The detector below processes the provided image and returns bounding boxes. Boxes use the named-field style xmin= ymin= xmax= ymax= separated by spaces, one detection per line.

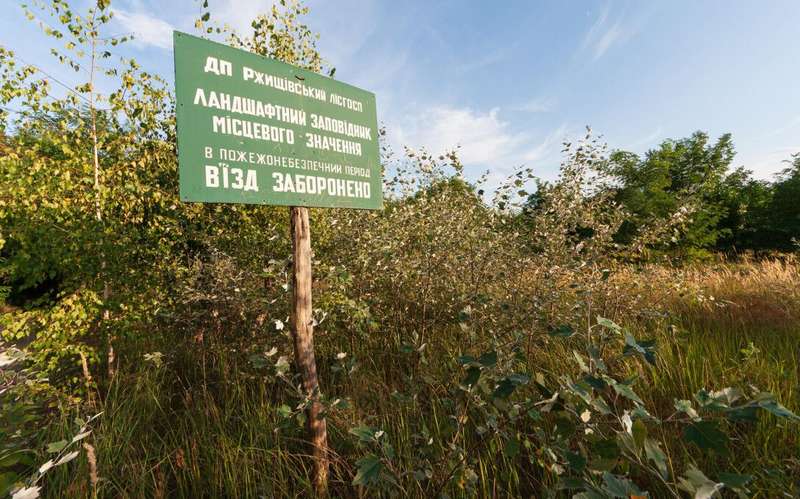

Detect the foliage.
xmin=0 ymin=347 xmax=99 ymax=498
xmin=766 ymin=154 xmax=800 ymax=250
xmin=607 ymin=133 xmax=800 ymax=258
xmin=606 ymin=132 xmax=734 ymax=259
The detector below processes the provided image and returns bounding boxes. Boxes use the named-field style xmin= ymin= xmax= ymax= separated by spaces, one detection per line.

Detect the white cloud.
xmin=394 ymin=106 xmax=528 ymax=165
xmin=197 ymin=0 xmax=379 ymax=66
xmin=515 ymin=96 xmax=557 ymax=113
xmin=389 ymin=105 xmax=573 ymax=184
xmin=113 ymin=9 xmax=174 ymax=50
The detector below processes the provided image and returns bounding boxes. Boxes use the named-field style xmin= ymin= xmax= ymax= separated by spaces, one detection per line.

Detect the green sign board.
xmin=173 ymin=32 xmax=382 ymax=209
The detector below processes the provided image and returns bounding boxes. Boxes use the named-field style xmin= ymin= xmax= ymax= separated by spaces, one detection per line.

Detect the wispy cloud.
xmin=624 ymin=126 xmax=663 ymax=151
xmin=455 ymin=46 xmax=513 ymax=73
xmin=523 ymin=124 xmax=570 ymax=162
xmin=766 ymin=115 xmax=800 ymax=137
xmin=515 ymin=96 xmax=557 ymax=113
xmin=580 ymin=4 xmax=631 ymax=61
xmin=592 ymin=21 xmax=623 ymax=60
xmin=113 ymin=9 xmax=174 ymax=50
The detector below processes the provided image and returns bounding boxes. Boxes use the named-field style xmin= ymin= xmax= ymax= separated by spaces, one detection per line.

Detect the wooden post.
xmin=290 ymin=206 xmax=329 ymax=496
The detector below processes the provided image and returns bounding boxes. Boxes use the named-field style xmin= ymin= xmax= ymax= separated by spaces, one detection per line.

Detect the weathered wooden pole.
xmin=289 ymin=205 xmax=329 ymax=496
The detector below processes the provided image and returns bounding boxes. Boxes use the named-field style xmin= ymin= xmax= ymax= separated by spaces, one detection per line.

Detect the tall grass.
xmin=34 ymin=258 xmax=799 ymax=497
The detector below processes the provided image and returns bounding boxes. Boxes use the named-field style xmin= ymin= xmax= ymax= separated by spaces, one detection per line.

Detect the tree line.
xmin=599 ymin=132 xmax=799 ymax=258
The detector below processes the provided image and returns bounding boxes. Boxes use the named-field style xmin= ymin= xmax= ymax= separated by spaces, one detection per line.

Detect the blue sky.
xmin=2 ymin=0 xmax=799 ymax=184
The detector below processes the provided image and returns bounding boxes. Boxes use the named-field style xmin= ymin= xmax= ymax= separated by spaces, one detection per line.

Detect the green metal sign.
xmin=174 ymin=32 xmax=382 ymax=209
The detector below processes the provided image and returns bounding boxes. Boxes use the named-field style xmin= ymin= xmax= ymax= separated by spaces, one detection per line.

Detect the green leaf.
xmin=567 ymin=379 xmax=594 ymax=405
xmin=601 ymin=472 xmax=644 ymax=498
xmin=276 ymin=405 xmax=292 ymax=419
xmin=725 ymin=405 xmax=758 ymax=422
xmin=462 ymin=366 xmax=481 ymax=387
xmin=583 ymin=374 xmax=606 ymax=390
xmin=678 ymin=466 xmax=722 ymax=499
xmin=591 ymin=396 xmax=613 ymax=415
xmin=591 ymin=437 xmax=620 ymax=460
xmin=596 ymin=316 xmax=621 ymax=331
xmin=588 ymin=345 xmax=607 ymax=373
xmin=718 ymin=472 xmax=752 ymax=489
xmin=573 ymin=351 xmax=590 ymax=372
xmin=492 ymin=373 xmax=529 ymax=399
xmin=556 ymin=477 xmax=586 ymax=490
xmin=200 ymin=12 xmax=210 ymax=22
xmin=623 ymin=332 xmax=656 ymax=365
xmin=683 ymin=421 xmax=729 ymax=455
xmin=248 ymin=353 xmax=269 ymax=369
xmin=589 ymin=438 xmax=619 ymax=471
xmin=549 ymin=324 xmax=574 ymax=337
xmin=718 ymin=472 xmax=752 ymax=498
xmin=554 ymin=416 xmax=577 ymax=438
xmin=349 ymin=426 xmax=376 ymax=443
xmin=632 ymin=419 xmax=647 ymax=449
xmin=757 ymin=397 xmax=800 ymax=421
xmin=644 ymin=439 xmax=668 ymax=478
xmin=0 ymin=452 xmax=34 ymax=468
xmin=607 ymin=377 xmax=644 ymax=405
xmin=504 ymin=437 xmax=520 ymax=458
xmin=565 ymin=451 xmax=586 ymax=472
xmin=573 ymin=492 xmax=607 ymax=499
xmin=352 ymin=453 xmax=382 ymax=487
xmin=457 ymin=355 xmax=477 ymax=365
xmin=478 ymin=350 xmax=497 ymax=367
xmin=0 ymin=472 xmax=20 ymax=496
xmin=46 ymin=440 xmax=68 ymax=454
xmin=493 ymin=378 xmax=516 ymax=399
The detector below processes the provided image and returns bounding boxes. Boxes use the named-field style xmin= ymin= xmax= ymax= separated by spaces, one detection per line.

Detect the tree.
xmin=0 ymin=1 xmax=180 ymax=391
xmin=607 ymin=132 xmax=736 ymax=258
xmin=714 ymin=166 xmax=774 ymax=252
xmin=765 ymin=153 xmax=800 ymax=251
